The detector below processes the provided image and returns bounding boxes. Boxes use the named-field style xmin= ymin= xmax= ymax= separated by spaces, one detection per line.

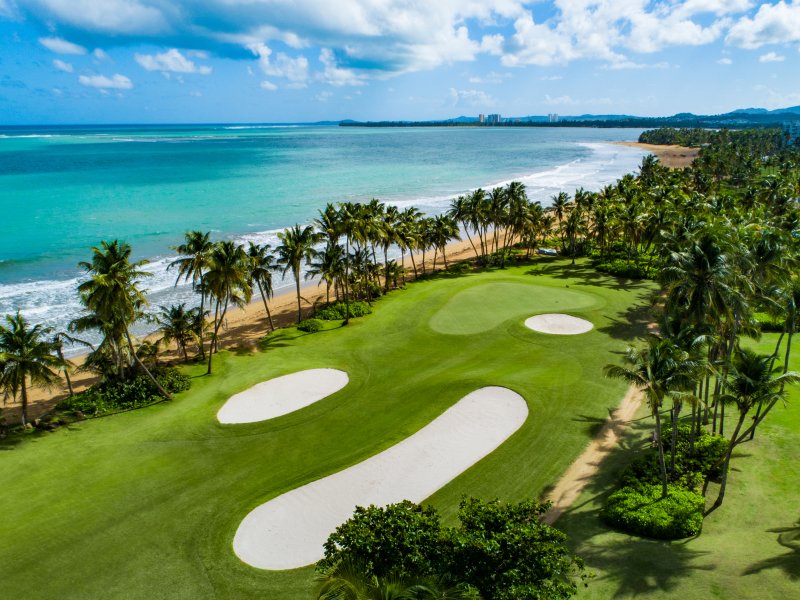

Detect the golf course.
xmin=0 ymin=259 xmax=655 ymax=599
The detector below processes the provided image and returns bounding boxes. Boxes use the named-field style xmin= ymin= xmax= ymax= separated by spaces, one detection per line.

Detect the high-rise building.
xmin=487 ymin=113 xmax=502 ymax=124
xmin=548 ymin=113 xmax=559 ymax=123
xmin=479 ymin=113 xmax=485 ymax=123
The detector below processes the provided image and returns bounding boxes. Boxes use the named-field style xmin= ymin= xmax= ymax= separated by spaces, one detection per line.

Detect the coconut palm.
xmin=276 ymin=224 xmax=322 ymax=324
xmin=75 ymin=240 xmax=169 ymax=397
xmin=448 ymin=195 xmax=480 ymax=260
xmin=169 ymin=230 xmax=213 ymax=356
xmin=307 ymin=241 xmax=344 ymax=304
xmin=246 ymin=242 xmax=277 ymax=332
xmin=155 ymin=304 xmax=202 ymax=361
xmin=51 ymin=331 xmax=91 ymax=396
xmin=203 ymin=241 xmax=251 ymax=374
xmin=0 ymin=312 xmax=64 ymax=426
xmin=396 ymin=207 xmax=422 ymax=281
xmin=604 ymin=335 xmax=698 ymax=497
xmin=430 ymin=214 xmax=460 ymax=270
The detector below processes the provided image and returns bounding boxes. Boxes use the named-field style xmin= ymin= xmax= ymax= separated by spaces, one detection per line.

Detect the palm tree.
xmin=0 ymin=312 xmax=64 ymax=426
xmin=430 ymin=214 xmax=460 ymax=270
xmin=169 ymin=230 xmax=213 ymax=356
xmin=712 ymin=349 xmax=799 ymax=510
xmin=604 ymin=335 xmax=698 ymax=497
xmin=155 ymin=304 xmax=202 ymax=361
xmin=307 ymin=241 xmax=344 ymax=304
xmin=247 ymin=242 xmax=277 ymax=332
xmin=549 ymin=191 xmax=570 ymax=245
xmin=276 ymin=224 xmax=322 ymax=323
xmin=76 ymin=240 xmax=170 ymax=398
xmin=448 ymin=195 xmax=480 ymax=260
xmin=396 ymin=208 xmax=422 ymax=281
xmin=51 ymin=331 xmax=91 ymax=397
xmin=203 ymin=241 xmax=251 ymax=374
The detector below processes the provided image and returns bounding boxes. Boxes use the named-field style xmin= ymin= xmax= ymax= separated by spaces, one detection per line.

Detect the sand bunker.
xmin=524 ymin=313 xmax=593 ymax=335
xmin=233 ymin=386 xmax=528 ymax=570
xmin=217 ymin=368 xmax=349 ymax=424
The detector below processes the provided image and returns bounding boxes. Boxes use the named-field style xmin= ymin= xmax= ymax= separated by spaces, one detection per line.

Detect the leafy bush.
xmin=318 ymin=498 xmax=586 ymax=599
xmin=601 ymin=484 xmax=704 ymax=539
xmin=752 ymin=311 xmax=785 ymax=332
xmin=56 ymin=367 xmax=189 ymax=417
xmin=297 ymin=318 xmax=323 ymax=333
xmin=315 ymin=301 xmax=372 ymax=321
xmin=593 ymin=258 xmax=657 ymax=279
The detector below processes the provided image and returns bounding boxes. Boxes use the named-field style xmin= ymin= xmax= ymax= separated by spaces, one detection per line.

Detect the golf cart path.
xmin=542 ymin=385 xmax=643 ymax=524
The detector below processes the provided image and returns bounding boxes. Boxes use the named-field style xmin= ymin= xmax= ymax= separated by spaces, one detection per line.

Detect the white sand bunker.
xmin=524 ymin=313 xmax=593 ymax=335
xmin=233 ymin=386 xmax=528 ymax=570
xmin=217 ymin=368 xmax=349 ymax=424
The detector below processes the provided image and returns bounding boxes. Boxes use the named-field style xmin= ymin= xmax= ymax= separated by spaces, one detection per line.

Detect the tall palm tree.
xmin=169 ymin=230 xmax=213 ymax=356
xmin=712 ymin=349 xmax=799 ymax=510
xmin=276 ymin=224 xmax=322 ymax=324
xmin=430 ymin=214 xmax=460 ymax=270
xmin=76 ymin=240 xmax=169 ymax=397
xmin=203 ymin=241 xmax=251 ymax=374
xmin=396 ymin=207 xmax=422 ymax=281
xmin=0 ymin=312 xmax=64 ymax=426
xmin=247 ymin=242 xmax=277 ymax=332
xmin=604 ymin=335 xmax=698 ymax=497
xmin=447 ymin=195 xmax=480 ymax=260
xmin=307 ymin=241 xmax=344 ymax=304
xmin=51 ymin=331 xmax=91 ymax=397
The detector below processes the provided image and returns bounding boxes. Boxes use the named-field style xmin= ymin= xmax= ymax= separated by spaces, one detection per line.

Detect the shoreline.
xmin=616 ymin=141 xmax=699 ymax=169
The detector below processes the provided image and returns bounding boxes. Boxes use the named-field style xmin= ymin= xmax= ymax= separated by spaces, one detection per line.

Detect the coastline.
xmin=616 ymin=141 xmax=699 ymax=169
xmin=13 ymin=236 xmax=480 ymax=422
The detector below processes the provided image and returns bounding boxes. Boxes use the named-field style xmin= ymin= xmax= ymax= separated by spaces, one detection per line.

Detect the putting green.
xmin=429 ymin=281 xmax=599 ymax=335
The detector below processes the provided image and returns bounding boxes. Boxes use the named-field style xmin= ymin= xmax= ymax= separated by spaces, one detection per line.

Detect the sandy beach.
xmin=617 ymin=142 xmax=699 ymax=169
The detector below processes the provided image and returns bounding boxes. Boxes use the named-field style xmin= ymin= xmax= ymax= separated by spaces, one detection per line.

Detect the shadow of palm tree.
xmin=743 ymin=520 xmax=800 ymax=581
xmin=528 ymin=261 xmax=653 ymax=291
xmin=598 ymin=303 xmax=655 ymax=341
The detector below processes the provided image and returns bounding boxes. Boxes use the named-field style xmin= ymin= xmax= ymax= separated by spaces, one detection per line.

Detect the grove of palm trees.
xmin=1 ymin=127 xmax=799 ymax=599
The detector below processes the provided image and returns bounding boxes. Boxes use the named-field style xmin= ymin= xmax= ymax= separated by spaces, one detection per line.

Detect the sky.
xmin=1 ymin=1 xmax=800 ymax=124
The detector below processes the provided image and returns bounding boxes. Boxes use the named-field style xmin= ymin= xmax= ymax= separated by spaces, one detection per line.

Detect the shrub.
xmin=297 ymin=318 xmax=323 ymax=333
xmin=56 ymin=367 xmax=189 ymax=417
xmin=315 ymin=301 xmax=372 ymax=321
xmin=752 ymin=311 xmax=784 ymax=332
xmin=593 ymin=258 xmax=657 ymax=279
xmin=601 ymin=484 xmax=704 ymax=539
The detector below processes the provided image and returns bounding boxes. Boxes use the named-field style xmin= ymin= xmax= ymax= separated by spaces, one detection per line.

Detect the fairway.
xmin=0 ymin=260 xmax=654 ymax=599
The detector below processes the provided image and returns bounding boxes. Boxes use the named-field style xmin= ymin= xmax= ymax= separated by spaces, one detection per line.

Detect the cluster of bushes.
xmin=601 ymin=424 xmax=727 ymax=539
xmin=752 ymin=311 xmax=785 ymax=333
xmin=56 ymin=367 xmax=190 ymax=417
xmin=297 ymin=318 xmax=324 ymax=333
xmin=318 ymin=498 xmax=586 ymax=599
xmin=315 ymin=301 xmax=372 ymax=320
xmin=593 ymin=257 xmax=658 ymax=280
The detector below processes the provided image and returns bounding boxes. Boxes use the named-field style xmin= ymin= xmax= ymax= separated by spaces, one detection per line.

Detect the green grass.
xmin=0 ymin=260 xmax=655 ymax=599
xmin=559 ymin=334 xmax=800 ymax=599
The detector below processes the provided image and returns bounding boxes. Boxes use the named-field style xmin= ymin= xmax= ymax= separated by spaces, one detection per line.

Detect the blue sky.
xmin=1 ymin=1 xmax=800 ymax=124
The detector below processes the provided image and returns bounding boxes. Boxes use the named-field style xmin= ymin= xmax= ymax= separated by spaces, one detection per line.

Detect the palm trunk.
xmin=409 ymin=250 xmax=418 ymax=279
xmin=256 ymin=280 xmax=275 ymax=332
xmin=712 ymin=411 xmax=747 ymax=511
xmin=442 ymin=245 xmax=449 ymax=269
xmin=125 ymin=327 xmax=171 ymax=399
xmin=400 ymin=249 xmax=407 ymax=284
xmin=197 ymin=288 xmax=206 ymax=359
xmin=20 ymin=378 xmax=28 ymax=427
xmin=461 ymin=221 xmax=480 ymax=260
xmin=344 ymin=236 xmax=351 ymax=325
xmin=294 ymin=267 xmax=302 ymax=323
xmin=207 ymin=299 xmax=220 ymax=375
xmin=383 ymin=246 xmax=390 ymax=293
xmin=654 ymin=408 xmax=669 ymax=498
xmin=57 ymin=346 xmax=74 ymax=396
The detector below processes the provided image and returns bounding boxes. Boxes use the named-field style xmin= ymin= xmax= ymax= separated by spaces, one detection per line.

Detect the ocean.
xmin=0 ymin=124 xmax=646 ymax=347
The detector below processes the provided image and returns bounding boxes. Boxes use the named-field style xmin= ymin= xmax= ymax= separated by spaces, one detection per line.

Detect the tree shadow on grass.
xmin=598 ymin=302 xmax=655 ymax=342
xmin=527 ymin=261 xmax=653 ymax=292
xmin=572 ymin=413 xmax=612 ymax=438
xmin=743 ymin=520 xmax=800 ymax=581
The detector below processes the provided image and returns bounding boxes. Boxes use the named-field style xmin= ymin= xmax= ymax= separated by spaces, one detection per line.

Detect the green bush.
xmin=601 ymin=484 xmax=704 ymax=539
xmin=593 ymin=258 xmax=657 ymax=279
xmin=315 ymin=301 xmax=372 ymax=321
xmin=56 ymin=367 xmax=189 ymax=417
xmin=297 ymin=318 xmax=324 ymax=333
xmin=752 ymin=311 xmax=785 ymax=332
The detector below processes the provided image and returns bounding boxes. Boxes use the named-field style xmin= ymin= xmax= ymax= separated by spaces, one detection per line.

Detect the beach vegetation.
xmin=297 ymin=318 xmax=324 ymax=333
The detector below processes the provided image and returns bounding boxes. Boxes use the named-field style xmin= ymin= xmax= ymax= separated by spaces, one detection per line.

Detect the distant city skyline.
xmin=1 ymin=1 xmax=800 ymax=124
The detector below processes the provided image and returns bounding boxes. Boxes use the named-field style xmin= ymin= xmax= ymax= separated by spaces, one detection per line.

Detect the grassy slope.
xmin=0 ymin=260 xmax=654 ymax=599
xmin=560 ymin=334 xmax=800 ymax=599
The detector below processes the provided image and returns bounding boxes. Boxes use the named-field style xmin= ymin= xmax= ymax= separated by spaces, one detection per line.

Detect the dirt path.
xmin=542 ymin=385 xmax=643 ymax=524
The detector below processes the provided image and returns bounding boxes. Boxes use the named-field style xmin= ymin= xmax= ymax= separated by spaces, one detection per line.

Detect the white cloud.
xmin=752 ymin=83 xmax=800 ymax=109
xmin=540 ymin=75 xmax=563 ymax=81
xmin=480 ymin=34 xmax=504 ymax=56
xmin=316 ymin=90 xmax=333 ymax=102
xmin=135 ymin=49 xmax=212 ymax=75
xmin=717 ymin=57 xmax=733 ymax=64
xmin=759 ymin=51 xmax=785 ymax=63
xmin=39 ymin=36 xmax=87 ymax=55
xmin=27 ymin=0 xmax=167 ymax=35
xmin=52 ymin=59 xmax=73 ymax=73
xmin=0 ymin=0 xmax=15 ymax=18
xmin=448 ymin=87 xmax=495 ymax=108
xmin=93 ymin=48 xmax=109 ymax=61
xmin=727 ymin=1 xmax=800 ymax=48
xmin=543 ymin=93 xmax=612 ymax=106
xmin=250 ymin=43 xmax=309 ymax=83
xmin=78 ymin=73 xmax=133 ymax=89
xmin=260 ymin=80 xmax=277 ymax=91
xmin=318 ymin=48 xmax=365 ymax=86
xmin=190 ymin=90 xmax=202 ymax=97
xmin=468 ymin=71 xmax=511 ymax=84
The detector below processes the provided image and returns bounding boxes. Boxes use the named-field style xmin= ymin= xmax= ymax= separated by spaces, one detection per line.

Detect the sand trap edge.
xmin=232 ymin=386 xmax=529 ymax=570
xmin=217 ymin=368 xmax=349 ymax=424
xmin=524 ymin=313 xmax=593 ymax=335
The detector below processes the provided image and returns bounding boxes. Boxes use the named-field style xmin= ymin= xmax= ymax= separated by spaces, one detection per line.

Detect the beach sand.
xmin=617 ymin=142 xmax=699 ymax=169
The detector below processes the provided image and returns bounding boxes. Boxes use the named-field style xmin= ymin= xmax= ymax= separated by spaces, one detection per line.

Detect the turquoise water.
xmin=0 ymin=124 xmax=645 ymax=343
